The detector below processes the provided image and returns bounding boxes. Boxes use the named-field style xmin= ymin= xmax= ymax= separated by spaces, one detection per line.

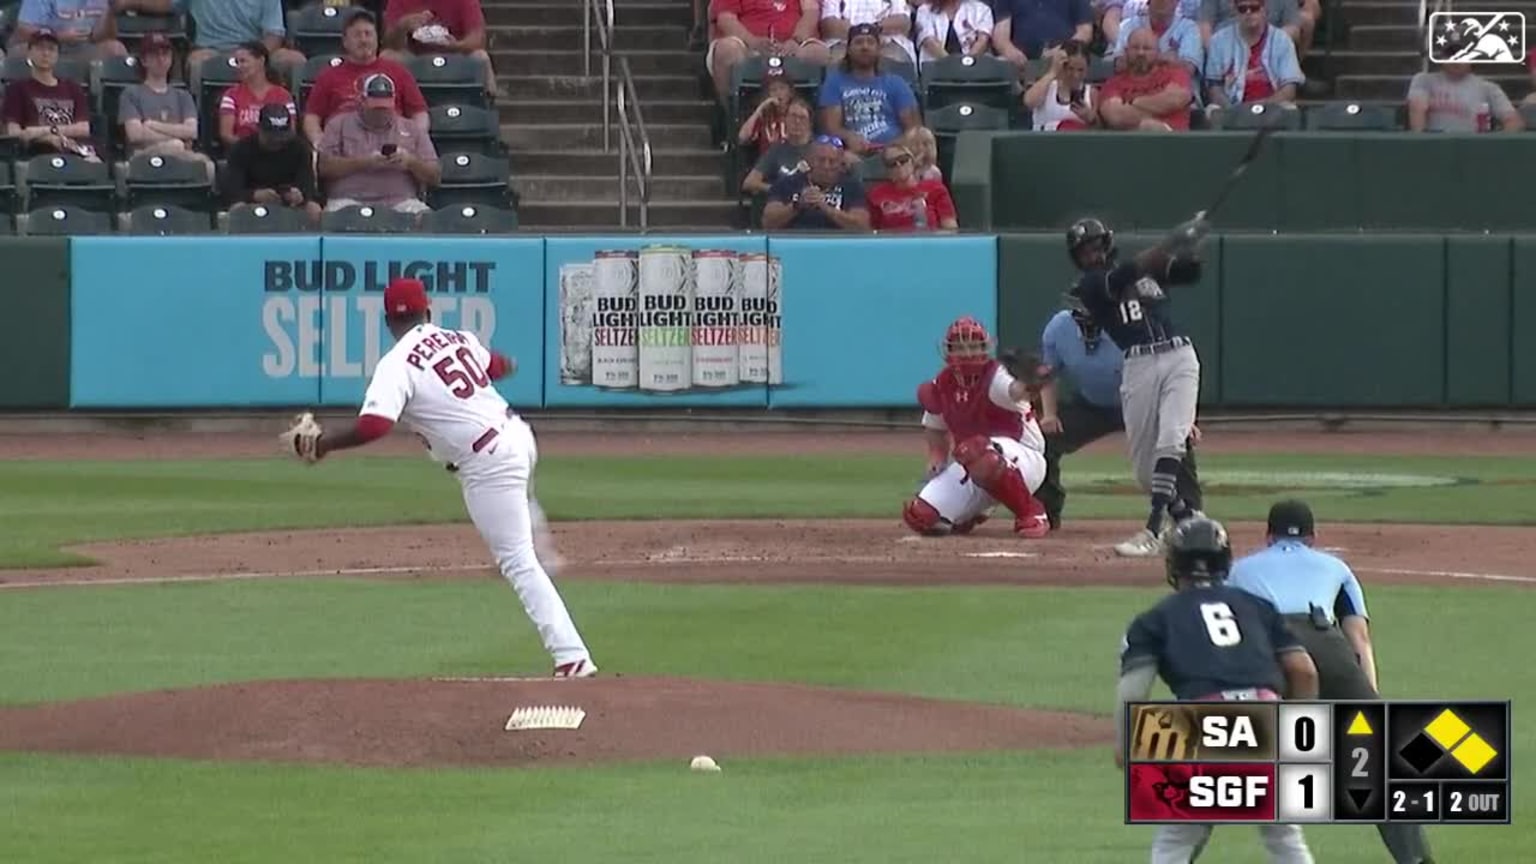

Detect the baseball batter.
xmin=280 ymin=277 xmax=597 ymax=679
xmin=1067 ymin=215 xmax=1208 ymax=558
xmin=902 ymin=316 xmax=1051 ymax=538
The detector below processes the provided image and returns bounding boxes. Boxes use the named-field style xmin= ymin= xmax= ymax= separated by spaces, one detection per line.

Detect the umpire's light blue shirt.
xmin=1228 ymin=539 xmax=1369 ymax=623
xmin=1040 ymin=310 xmax=1123 ymax=410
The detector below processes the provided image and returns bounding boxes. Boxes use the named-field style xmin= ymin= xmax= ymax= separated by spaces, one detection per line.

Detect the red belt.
xmin=446 ymin=427 xmax=500 ymax=473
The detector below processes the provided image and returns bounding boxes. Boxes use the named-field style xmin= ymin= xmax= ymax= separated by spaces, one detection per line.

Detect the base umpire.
xmin=1228 ymin=500 xmax=1436 ymax=864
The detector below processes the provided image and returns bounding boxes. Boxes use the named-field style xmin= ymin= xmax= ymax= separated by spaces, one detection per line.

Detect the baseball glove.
xmin=999 ymin=348 xmax=1052 ymax=392
xmin=280 ymin=412 xmax=324 ymax=464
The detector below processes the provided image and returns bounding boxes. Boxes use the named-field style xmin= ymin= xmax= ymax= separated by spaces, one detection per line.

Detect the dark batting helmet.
xmin=1164 ymin=516 xmax=1232 ymax=589
xmin=1066 ymin=217 xmax=1115 ymax=270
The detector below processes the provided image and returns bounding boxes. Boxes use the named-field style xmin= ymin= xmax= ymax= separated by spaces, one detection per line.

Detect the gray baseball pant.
xmin=1120 ymin=342 xmax=1201 ymax=493
xmin=1151 ymin=824 xmax=1314 ymax=863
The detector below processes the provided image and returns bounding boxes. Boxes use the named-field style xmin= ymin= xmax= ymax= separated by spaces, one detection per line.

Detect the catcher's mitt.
xmin=280 ymin=412 xmax=324 ymax=463
xmin=999 ymin=348 xmax=1052 ymax=392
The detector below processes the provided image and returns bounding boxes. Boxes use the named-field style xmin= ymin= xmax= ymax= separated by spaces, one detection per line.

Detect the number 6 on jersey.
xmin=1200 ymin=602 xmax=1242 ymax=646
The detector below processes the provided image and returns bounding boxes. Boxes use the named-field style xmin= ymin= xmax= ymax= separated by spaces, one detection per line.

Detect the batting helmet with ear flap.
xmin=1066 ymin=218 xmax=1116 ymax=270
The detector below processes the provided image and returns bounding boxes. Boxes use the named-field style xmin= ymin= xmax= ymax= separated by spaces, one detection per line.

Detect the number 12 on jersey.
xmin=1119 ymin=299 xmax=1144 ymax=324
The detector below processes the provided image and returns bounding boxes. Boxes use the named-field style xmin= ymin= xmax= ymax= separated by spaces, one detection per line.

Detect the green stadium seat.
xmin=287 ymin=3 xmax=352 ymax=59
xmin=23 ymin=205 xmax=113 ymax=235
xmin=125 ymin=203 xmax=213 ymax=235
xmin=292 ymin=54 xmax=344 ymax=110
xmin=3 ymin=54 xmax=91 ymax=89
xmin=429 ymin=152 xmax=513 ymax=209
xmin=113 ymin=10 xmax=188 ymax=54
xmin=0 ymin=212 xmax=13 ymax=235
xmin=0 ymin=160 xmax=16 ymax=215
xmin=427 ymin=104 xmax=506 ymax=157
xmin=93 ymin=55 xmax=149 ymax=160
xmin=226 ymin=203 xmax=311 ymax=234
xmin=321 ymin=203 xmax=417 ymax=233
xmin=1304 ymin=101 xmax=1400 ymax=131
xmin=859 ymin=152 xmax=887 ymax=182
xmin=1519 ymin=103 xmax=1536 ymax=131
xmin=120 ymin=152 xmax=214 ymax=212
xmin=884 ymin=59 xmax=918 ymax=87
xmin=927 ymin=102 xmax=1010 ymax=180
xmin=919 ymin=54 xmax=1016 ymax=113
xmin=1087 ymin=55 xmax=1116 ymax=85
xmin=422 ymin=204 xmax=519 ymax=234
xmin=197 ymin=52 xmax=243 ymax=156
xmin=408 ymin=54 xmax=486 ymax=109
xmin=19 ymin=154 xmax=117 ymax=213
xmin=1214 ymin=101 xmax=1302 ymax=130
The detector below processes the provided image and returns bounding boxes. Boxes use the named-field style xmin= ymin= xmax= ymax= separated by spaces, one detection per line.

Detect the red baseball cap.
xmin=384 ymin=277 xmax=429 ymax=316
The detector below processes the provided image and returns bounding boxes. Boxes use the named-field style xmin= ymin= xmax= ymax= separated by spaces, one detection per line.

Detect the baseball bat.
xmin=1193 ymin=121 xmax=1278 ymax=224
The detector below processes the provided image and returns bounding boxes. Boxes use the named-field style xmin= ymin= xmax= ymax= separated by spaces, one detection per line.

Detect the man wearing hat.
xmin=318 ymin=71 xmax=440 ymax=215
xmin=1228 ymin=500 xmax=1438 ymax=864
xmin=119 ymin=32 xmax=210 ymax=172
xmin=816 ymin=22 xmax=921 ymax=156
xmin=761 ymin=132 xmax=870 ymax=230
xmin=6 ymin=0 xmax=127 ymax=63
xmin=0 ymin=30 xmax=99 ymax=160
xmin=223 ymin=102 xmax=322 ymax=224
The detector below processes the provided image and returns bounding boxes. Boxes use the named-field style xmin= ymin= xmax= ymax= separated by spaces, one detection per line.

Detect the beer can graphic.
xmin=589 ymin=250 xmax=638 ymax=390
xmin=636 ymin=245 xmax=693 ymax=393
xmin=557 ymin=263 xmax=595 ymax=385
xmin=738 ymin=253 xmax=784 ymax=385
xmin=689 ymin=249 xmax=740 ymax=388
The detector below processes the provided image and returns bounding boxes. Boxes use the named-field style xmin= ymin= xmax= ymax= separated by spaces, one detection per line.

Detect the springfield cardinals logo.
xmin=1429 ymin=12 xmax=1525 ymax=63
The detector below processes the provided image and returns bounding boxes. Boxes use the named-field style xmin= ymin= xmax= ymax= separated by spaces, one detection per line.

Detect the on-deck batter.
xmin=280 ymin=277 xmax=597 ymax=679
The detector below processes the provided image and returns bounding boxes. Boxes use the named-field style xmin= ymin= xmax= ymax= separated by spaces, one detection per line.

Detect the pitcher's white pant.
xmin=1151 ymin=824 xmax=1313 ymax=864
xmin=917 ymin=437 xmax=1046 ymax=524
xmin=454 ymin=417 xmax=591 ymax=667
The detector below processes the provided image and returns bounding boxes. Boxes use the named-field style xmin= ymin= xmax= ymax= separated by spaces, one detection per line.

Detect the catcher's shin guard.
xmin=903 ymin=497 xmax=947 ymax=535
xmin=953 ymin=436 xmax=1048 ymax=538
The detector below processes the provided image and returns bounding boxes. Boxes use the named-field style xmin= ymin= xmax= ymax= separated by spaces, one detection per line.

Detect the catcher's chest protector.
xmin=931 ymin=362 xmax=1024 ymax=446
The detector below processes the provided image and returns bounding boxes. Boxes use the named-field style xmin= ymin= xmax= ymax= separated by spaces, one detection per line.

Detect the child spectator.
xmin=738 ymin=67 xmax=795 ymax=150
xmin=1 ymin=30 xmax=98 ymax=160
xmin=866 ymin=141 xmax=957 ymax=231
xmin=223 ymin=103 xmax=322 ymax=224
xmin=900 ymin=126 xmax=943 ymax=182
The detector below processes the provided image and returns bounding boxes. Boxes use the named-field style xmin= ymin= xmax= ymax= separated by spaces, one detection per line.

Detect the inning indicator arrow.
xmin=1347 ymin=712 xmax=1374 ymax=736
xmin=1348 ymin=788 xmax=1373 ymax=811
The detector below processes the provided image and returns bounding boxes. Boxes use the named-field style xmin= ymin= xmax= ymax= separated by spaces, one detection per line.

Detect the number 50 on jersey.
xmin=1124 ymin=701 xmax=1511 ymax=825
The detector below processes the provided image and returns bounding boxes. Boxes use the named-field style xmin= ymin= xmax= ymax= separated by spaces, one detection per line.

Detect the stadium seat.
xmin=19 ymin=154 xmax=117 ymax=213
xmin=408 ymin=54 xmax=486 ymax=109
xmin=125 ymin=203 xmax=212 ymax=235
xmin=927 ymin=102 xmax=1010 ymax=181
xmin=293 ymin=54 xmax=344 ymax=109
xmin=422 ymin=204 xmax=518 ymax=234
xmin=859 ymin=153 xmax=887 ymax=182
xmin=3 ymin=54 xmax=91 ymax=88
xmin=120 ymin=152 xmax=214 ymax=212
xmin=197 ymin=52 xmax=243 ymax=155
xmin=0 ymin=3 xmax=18 ymax=45
xmin=93 ymin=55 xmax=147 ymax=160
xmin=1519 ymin=103 xmax=1536 ymax=131
xmin=113 ymin=10 xmax=188 ymax=54
xmin=226 ymin=203 xmax=312 ymax=234
xmin=0 ymin=161 xmax=16 ymax=215
xmin=883 ymin=59 xmax=918 ymax=88
xmin=1215 ymin=101 xmax=1302 ymax=130
xmin=731 ymin=54 xmax=823 ymax=121
xmin=287 ymin=2 xmax=351 ymax=59
xmin=430 ymin=152 xmax=513 ymax=209
xmin=321 ymin=204 xmax=417 ymax=233
xmin=22 ymin=205 xmax=113 ymax=236
xmin=1086 ymin=55 xmax=1116 ymax=85
xmin=1303 ymin=101 xmax=1400 ymax=131
xmin=919 ymin=54 xmax=1016 ymax=112
xmin=428 ymin=104 xmax=505 ymax=157
xmin=0 ymin=213 xmax=13 ymax=235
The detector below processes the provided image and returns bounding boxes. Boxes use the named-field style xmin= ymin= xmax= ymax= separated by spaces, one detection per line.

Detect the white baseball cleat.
xmin=1115 ymin=529 xmax=1164 ymax=558
xmin=552 ymin=658 xmax=598 ymax=679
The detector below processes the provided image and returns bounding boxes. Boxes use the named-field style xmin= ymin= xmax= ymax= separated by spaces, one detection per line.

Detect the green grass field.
xmin=0 ymin=449 xmax=1531 ymax=861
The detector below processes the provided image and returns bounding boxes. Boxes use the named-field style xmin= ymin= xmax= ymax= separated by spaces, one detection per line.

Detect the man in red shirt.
xmin=381 ymin=0 xmax=501 ymax=101
xmin=1098 ymin=28 xmax=1192 ymax=131
xmin=707 ymin=0 xmax=828 ymax=103
xmin=302 ymin=9 xmax=429 ymax=143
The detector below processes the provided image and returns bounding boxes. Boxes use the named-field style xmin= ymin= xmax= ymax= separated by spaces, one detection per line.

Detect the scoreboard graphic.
xmin=1125 ymin=701 xmax=1511 ymax=825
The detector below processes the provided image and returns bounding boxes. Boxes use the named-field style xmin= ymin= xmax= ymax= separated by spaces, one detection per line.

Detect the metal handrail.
xmin=583 ymin=0 xmax=653 ymax=227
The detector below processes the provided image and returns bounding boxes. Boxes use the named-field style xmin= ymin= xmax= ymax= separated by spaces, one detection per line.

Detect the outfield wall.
xmin=3 ymin=233 xmax=1533 ymax=411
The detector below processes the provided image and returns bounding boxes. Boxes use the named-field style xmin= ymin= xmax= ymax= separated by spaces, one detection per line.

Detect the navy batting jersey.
xmin=1119 ymin=584 xmax=1304 ymax=700
xmin=1071 ymin=257 xmax=1199 ymax=350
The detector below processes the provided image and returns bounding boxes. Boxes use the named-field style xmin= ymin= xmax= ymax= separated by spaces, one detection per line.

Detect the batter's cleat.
xmin=950 ymin=514 xmax=989 ymax=535
xmin=1015 ymin=513 xmax=1050 ymax=539
xmin=1115 ymin=529 xmax=1164 ymax=558
xmin=553 ymin=659 xmax=598 ymax=679
xmin=1046 ymin=512 xmax=1062 ymax=532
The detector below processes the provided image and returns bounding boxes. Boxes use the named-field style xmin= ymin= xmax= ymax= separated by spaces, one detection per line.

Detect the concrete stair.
xmin=1317 ymin=2 xmax=1534 ymax=102
xmin=489 ymin=0 xmax=729 ymax=230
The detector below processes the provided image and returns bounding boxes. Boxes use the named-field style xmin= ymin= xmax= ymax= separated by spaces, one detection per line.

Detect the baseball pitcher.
xmin=279 ymin=277 xmax=597 ymax=679
xmin=902 ymin=316 xmax=1051 ymax=538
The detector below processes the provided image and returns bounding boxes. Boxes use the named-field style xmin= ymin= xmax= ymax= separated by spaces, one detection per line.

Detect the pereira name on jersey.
xmin=363 ymin=323 xmax=509 ymax=466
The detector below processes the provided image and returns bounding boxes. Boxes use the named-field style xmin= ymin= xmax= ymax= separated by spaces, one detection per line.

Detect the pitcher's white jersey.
xmin=919 ymin=366 xmax=1046 ymax=454
xmin=361 ymin=323 xmax=511 ymax=466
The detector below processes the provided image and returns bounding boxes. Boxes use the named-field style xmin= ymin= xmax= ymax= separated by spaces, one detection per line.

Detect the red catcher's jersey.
xmin=919 ymin=360 xmax=1043 ymax=454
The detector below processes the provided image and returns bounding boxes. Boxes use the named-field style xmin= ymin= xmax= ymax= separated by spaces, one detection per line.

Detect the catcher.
xmin=279 ymin=277 xmax=598 ymax=679
xmin=902 ymin=315 xmax=1052 ymax=538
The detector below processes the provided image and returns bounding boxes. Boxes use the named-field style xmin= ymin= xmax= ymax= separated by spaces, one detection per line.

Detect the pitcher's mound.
xmin=0 ymin=677 xmax=1111 ymax=768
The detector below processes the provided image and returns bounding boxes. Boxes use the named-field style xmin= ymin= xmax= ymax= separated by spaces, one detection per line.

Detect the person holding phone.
xmin=318 ymin=72 xmax=441 ymax=217
xmin=224 ymin=104 xmax=322 ymax=224
xmin=1023 ymin=40 xmax=1098 ymax=130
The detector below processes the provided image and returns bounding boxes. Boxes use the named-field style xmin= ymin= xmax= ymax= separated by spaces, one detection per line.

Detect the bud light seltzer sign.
xmin=544 ymin=237 xmax=781 ymax=407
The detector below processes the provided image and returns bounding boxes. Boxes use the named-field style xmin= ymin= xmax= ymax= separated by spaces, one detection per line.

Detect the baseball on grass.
xmin=690 ymin=755 xmax=721 ymax=772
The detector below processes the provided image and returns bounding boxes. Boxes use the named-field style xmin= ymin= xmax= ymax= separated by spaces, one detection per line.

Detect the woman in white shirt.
xmin=915 ymin=0 xmax=994 ymax=66
xmin=1023 ymin=41 xmax=1099 ymax=131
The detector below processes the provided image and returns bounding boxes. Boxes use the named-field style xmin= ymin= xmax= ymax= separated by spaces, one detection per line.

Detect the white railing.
xmin=583 ymin=0 xmax=653 ymax=227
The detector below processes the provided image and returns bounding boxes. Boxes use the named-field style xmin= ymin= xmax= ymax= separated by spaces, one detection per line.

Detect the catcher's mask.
xmin=1164 ymin=516 xmax=1233 ymax=590
xmin=1066 ymin=217 xmax=1116 ymax=271
xmin=941 ymin=315 xmax=994 ymax=389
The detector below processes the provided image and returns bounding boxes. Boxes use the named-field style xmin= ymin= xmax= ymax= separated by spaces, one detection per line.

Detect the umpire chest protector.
xmin=919 ymin=361 xmax=1024 ymax=447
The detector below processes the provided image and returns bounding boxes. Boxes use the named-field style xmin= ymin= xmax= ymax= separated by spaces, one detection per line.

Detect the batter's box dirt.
xmin=0 ymin=677 xmax=1112 ymax=768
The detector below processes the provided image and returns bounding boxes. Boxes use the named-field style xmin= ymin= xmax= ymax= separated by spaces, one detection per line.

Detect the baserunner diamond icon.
xmin=1398 ymin=732 xmax=1444 ymax=775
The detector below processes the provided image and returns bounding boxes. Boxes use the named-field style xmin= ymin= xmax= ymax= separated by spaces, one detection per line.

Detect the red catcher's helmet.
xmin=942 ymin=315 xmax=993 ymax=388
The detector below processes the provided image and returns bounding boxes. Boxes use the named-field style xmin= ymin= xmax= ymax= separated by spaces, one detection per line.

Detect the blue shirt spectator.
xmin=9 ymin=0 xmax=125 ymax=60
xmin=169 ymin=0 xmax=287 ymax=52
xmin=1040 ymin=309 xmax=1122 ymax=409
xmin=991 ymin=0 xmax=1092 ymax=61
xmin=1203 ymin=10 xmax=1304 ymax=106
xmin=817 ymin=67 xmax=919 ymax=150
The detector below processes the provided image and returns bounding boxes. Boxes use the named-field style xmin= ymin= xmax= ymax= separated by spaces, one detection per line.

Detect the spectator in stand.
xmin=1100 ymin=28 xmax=1192 ymax=130
xmin=992 ymin=0 xmax=1091 ymax=69
xmin=1 ymin=31 xmax=99 ymax=160
xmin=706 ymin=0 xmax=827 ymax=104
xmin=116 ymin=0 xmax=306 ymax=78
xmin=817 ymin=24 xmax=921 ymax=155
xmin=738 ymin=65 xmax=795 ymax=149
xmin=742 ymin=97 xmax=815 ymax=196
xmin=218 ymin=40 xmax=297 ymax=149
xmin=224 ymin=103 xmax=322 ymax=224
xmin=1408 ymin=57 xmax=1523 ymax=133
xmin=7 ymin=0 xmax=126 ymax=62
xmin=1198 ymin=0 xmax=1299 ymax=49
xmin=318 ymin=72 xmax=440 ymax=215
xmin=381 ymin=0 xmax=503 ymax=102
xmin=867 ymin=141 xmax=956 ymax=231
xmin=899 ymin=125 xmax=942 ymax=181
xmin=1525 ymin=52 xmax=1536 ymax=105
xmin=1098 ymin=0 xmax=1197 ymax=50
xmin=1110 ymin=0 xmax=1202 ymax=81
xmin=119 ymin=33 xmax=210 ymax=172
xmin=1024 ymin=40 xmax=1097 ymax=129
xmin=304 ymin=10 xmax=429 ymax=142
xmin=822 ymin=0 xmax=918 ymax=66
xmin=915 ymin=0 xmax=992 ymax=67
xmin=1203 ymin=0 xmax=1303 ymax=112
xmin=762 ymin=133 xmax=869 ymax=230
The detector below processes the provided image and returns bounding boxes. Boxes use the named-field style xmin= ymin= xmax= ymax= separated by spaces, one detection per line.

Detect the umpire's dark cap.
xmin=1267 ymin=499 xmax=1315 ymax=538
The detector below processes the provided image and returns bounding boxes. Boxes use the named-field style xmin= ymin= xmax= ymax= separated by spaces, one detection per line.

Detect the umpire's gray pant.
xmin=1152 ymin=824 xmax=1313 ymax=863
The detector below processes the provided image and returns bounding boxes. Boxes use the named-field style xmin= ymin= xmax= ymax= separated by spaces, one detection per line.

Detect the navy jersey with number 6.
xmin=1119 ymin=584 xmax=1305 ymax=700
xmin=1071 ymin=259 xmax=1198 ymax=350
